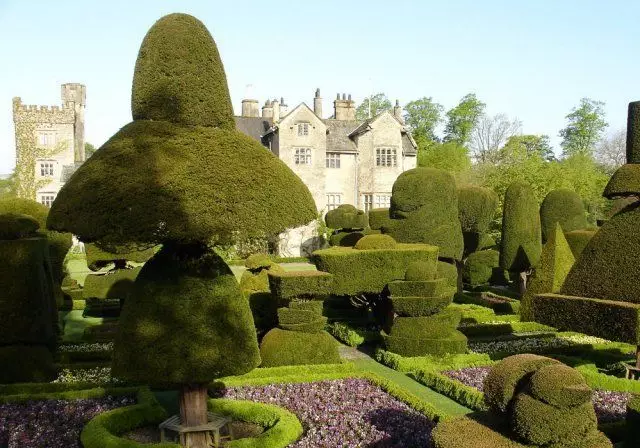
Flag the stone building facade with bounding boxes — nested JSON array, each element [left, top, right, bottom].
[[235, 89, 417, 256], [12, 83, 86, 206]]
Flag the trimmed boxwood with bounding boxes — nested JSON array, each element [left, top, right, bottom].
[[288, 299, 324, 315], [626, 395, 640, 447], [240, 263, 284, 293], [267, 270, 333, 300], [85, 243, 157, 271], [437, 260, 459, 289], [328, 230, 364, 247], [368, 207, 392, 230], [353, 233, 397, 250], [499, 181, 542, 273], [528, 363, 592, 408], [259, 328, 341, 366], [391, 294, 453, 317], [405, 260, 437, 281], [462, 249, 499, 286], [388, 279, 445, 298], [382, 330, 467, 357], [390, 309, 461, 338], [457, 186, 498, 233], [604, 163, 640, 198], [539, 189, 587, 242], [385, 167, 464, 261], [0, 345, 56, 384], [313, 244, 438, 296], [325, 204, 368, 230], [83, 267, 142, 300], [564, 229, 597, 258], [0, 213, 39, 239]]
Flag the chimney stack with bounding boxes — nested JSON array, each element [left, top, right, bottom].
[[241, 98, 259, 117], [280, 97, 288, 116], [334, 92, 356, 121], [314, 88, 322, 118], [272, 98, 280, 122], [393, 99, 404, 124], [262, 100, 273, 119]]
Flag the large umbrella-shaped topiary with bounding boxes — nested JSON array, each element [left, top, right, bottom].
[[48, 13, 316, 447]]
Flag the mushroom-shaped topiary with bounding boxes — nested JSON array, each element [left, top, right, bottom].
[[47, 13, 316, 447]]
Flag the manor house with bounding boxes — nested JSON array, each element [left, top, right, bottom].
[[12, 83, 86, 205], [235, 89, 417, 255]]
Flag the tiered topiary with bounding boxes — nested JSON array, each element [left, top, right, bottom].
[[325, 204, 368, 246], [539, 189, 587, 243], [499, 181, 542, 295], [239, 253, 285, 335], [47, 13, 316, 447], [382, 249, 466, 357], [0, 214, 57, 383], [520, 224, 575, 321], [433, 354, 611, 448], [458, 186, 498, 256]]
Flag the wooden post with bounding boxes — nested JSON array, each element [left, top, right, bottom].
[[180, 384, 209, 448]]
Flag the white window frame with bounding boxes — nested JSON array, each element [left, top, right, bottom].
[[362, 193, 373, 212], [40, 161, 54, 177], [39, 193, 56, 208], [374, 193, 392, 209], [326, 152, 341, 168], [297, 122, 310, 136], [294, 147, 312, 165], [38, 132, 55, 147], [375, 147, 397, 167], [326, 193, 342, 211]]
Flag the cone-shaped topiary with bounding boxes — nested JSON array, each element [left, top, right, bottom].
[[385, 167, 463, 261], [521, 224, 575, 321], [564, 229, 597, 259], [539, 189, 587, 242], [499, 181, 541, 294], [46, 13, 316, 447]]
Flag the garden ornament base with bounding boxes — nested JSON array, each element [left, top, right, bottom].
[[159, 412, 232, 447]]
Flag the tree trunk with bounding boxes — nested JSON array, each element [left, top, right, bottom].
[[179, 384, 209, 448], [517, 271, 527, 296], [636, 345, 640, 369], [456, 260, 464, 294]]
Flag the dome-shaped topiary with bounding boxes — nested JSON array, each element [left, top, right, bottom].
[[405, 260, 436, 281], [540, 189, 587, 242], [0, 213, 39, 240], [354, 234, 397, 250], [462, 249, 499, 286], [325, 204, 368, 230], [131, 13, 234, 129], [457, 186, 498, 233], [244, 253, 273, 271]]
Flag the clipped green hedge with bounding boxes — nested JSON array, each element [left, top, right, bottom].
[[388, 279, 445, 298], [604, 163, 640, 198], [529, 293, 640, 345], [457, 186, 498, 234], [462, 250, 499, 286], [240, 264, 284, 293], [0, 213, 39, 239], [0, 345, 56, 384], [277, 308, 326, 332], [438, 260, 459, 289], [382, 330, 467, 358], [328, 230, 364, 247], [564, 229, 597, 258], [626, 101, 640, 163], [405, 260, 437, 281], [391, 294, 453, 317], [626, 395, 640, 447], [391, 309, 462, 338], [528, 363, 591, 408], [313, 244, 438, 296], [259, 328, 340, 367], [368, 208, 392, 231], [85, 243, 157, 271], [539, 189, 587, 242], [325, 204, 368, 229], [245, 253, 273, 270], [267, 270, 333, 300], [453, 292, 520, 315], [207, 399, 303, 448], [326, 322, 381, 347], [288, 299, 324, 315], [353, 233, 397, 250], [414, 369, 487, 411], [83, 267, 142, 300]]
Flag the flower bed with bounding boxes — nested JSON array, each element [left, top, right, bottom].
[[52, 367, 121, 385], [218, 378, 434, 447], [0, 395, 134, 448]]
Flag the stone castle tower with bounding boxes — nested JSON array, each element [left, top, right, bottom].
[[12, 83, 86, 205]]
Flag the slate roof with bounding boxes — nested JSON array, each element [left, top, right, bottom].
[[323, 119, 361, 153], [402, 133, 417, 155], [234, 116, 272, 143]]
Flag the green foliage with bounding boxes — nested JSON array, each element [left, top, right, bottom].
[[328, 230, 364, 247], [414, 369, 487, 411], [453, 292, 520, 314], [388, 279, 444, 297], [403, 96, 444, 143], [245, 253, 273, 270], [458, 186, 499, 233], [355, 93, 392, 121], [83, 268, 142, 300], [564, 229, 597, 258], [527, 293, 640, 345], [560, 98, 608, 158], [277, 307, 327, 332], [48, 120, 316, 246], [84, 244, 156, 271], [626, 395, 640, 447], [131, 14, 234, 129], [463, 250, 500, 286], [540, 189, 587, 241], [383, 328, 467, 357], [521, 225, 575, 320], [112, 246, 260, 387], [259, 328, 340, 367], [417, 141, 472, 175], [438, 261, 459, 289], [267, 270, 333, 300], [386, 167, 464, 260], [313, 244, 438, 295], [626, 101, 640, 163], [391, 294, 453, 317], [444, 93, 486, 146], [528, 363, 591, 408], [288, 299, 324, 315], [499, 181, 542, 273], [367, 208, 391, 231], [207, 399, 303, 448], [240, 263, 284, 293], [0, 346, 56, 384], [246, 291, 278, 334], [85, 142, 97, 158], [327, 322, 381, 347], [375, 349, 493, 373], [325, 204, 368, 230], [0, 172, 15, 200], [353, 233, 396, 250], [0, 213, 39, 239], [562, 203, 640, 304], [502, 134, 555, 162], [603, 163, 640, 198], [404, 260, 438, 281]]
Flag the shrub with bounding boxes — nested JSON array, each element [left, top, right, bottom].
[[325, 204, 368, 229], [85, 243, 157, 271], [457, 186, 498, 233], [390, 309, 462, 338], [353, 233, 397, 250], [245, 253, 273, 270], [277, 308, 326, 332], [0, 213, 39, 239], [0, 345, 56, 384], [259, 328, 340, 367], [499, 181, 542, 274], [247, 291, 278, 334], [521, 224, 575, 320], [385, 167, 464, 260], [405, 260, 437, 281], [368, 208, 392, 230], [382, 330, 467, 357], [327, 322, 381, 347], [288, 299, 324, 315], [462, 250, 499, 286], [240, 264, 284, 293], [564, 229, 597, 258], [539, 189, 587, 242], [604, 163, 640, 198], [328, 230, 364, 247], [83, 268, 142, 300], [627, 395, 640, 447], [528, 293, 640, 344], [437, 260, 458, 289], [453, 292, 520, 315], [267, 270, 333, 300], [528, 363, 592, 408], [313, 244, 438, 295], [462, 232, 496, 256], [388, 279, 446, 298]]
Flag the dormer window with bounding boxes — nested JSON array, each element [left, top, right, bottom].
[[297, 123, 310, 136]]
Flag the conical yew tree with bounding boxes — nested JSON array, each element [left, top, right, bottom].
[[48, 13, 316, 447]]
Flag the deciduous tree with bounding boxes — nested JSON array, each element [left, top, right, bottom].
[[443, 93, 485, 147], [559, 98, 608, 157]]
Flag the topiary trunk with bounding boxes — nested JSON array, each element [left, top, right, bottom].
[[179, 384, 210, 448], [517, 271, 528, 296]]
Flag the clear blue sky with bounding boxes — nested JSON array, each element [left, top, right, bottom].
[[0, 0, 637, 174]]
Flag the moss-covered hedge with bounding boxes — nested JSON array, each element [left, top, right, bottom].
[[267, 270, 333, 300], [539, 189, 587, 242], [259, 328, 340, 367], [313, 244, 438, 295], [458, 186, 498, 233], [499, 181, 541, 273]]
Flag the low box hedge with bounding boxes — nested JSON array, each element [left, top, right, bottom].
[[391, 294, 453, 317], [454, 292, 520, 315], [267, 270, 333, 300]]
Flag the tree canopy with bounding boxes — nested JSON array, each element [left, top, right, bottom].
[[444, 93, 486, 146], [403, 97, 444, 144], [355, 93, 392, 120], [559, 98, 608, 158]]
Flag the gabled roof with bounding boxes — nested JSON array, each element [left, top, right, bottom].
[[323, 119, 361, 153], [348, 110, 405, 138], [234, 116, 272, 141]]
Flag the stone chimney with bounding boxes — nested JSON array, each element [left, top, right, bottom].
[[241, 99, 259, 117], [272, 98, 280, 122], [280, 97, 288, 116], [314, 88, 323, 118], [334, 93, 355, 121], [393, 99, 404, 124], [262, 100, 273, 119]]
